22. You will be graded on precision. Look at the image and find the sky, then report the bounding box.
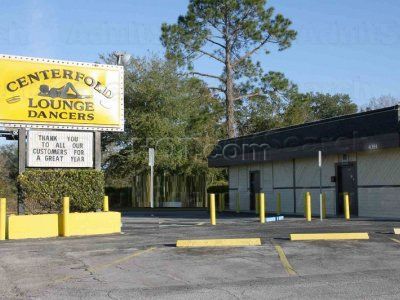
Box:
[0,0,399,105]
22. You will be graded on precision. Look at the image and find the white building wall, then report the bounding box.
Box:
[357,149,400,186]
[295,155,338,216]
[357,148,400,218]
[295,155,337,187]
[238,166,250,211]
[295,188,336,216]
[261,163,275,213]
[273,160,293,187]
[228,165,252,211]
[229,162,288,212]
[358,188,400,218]
[228,167,239,211]
[273,160,294,214]
[273,189,294,214]
[227,148,400,218]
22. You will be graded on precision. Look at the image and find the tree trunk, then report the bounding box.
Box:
[225,76,235,138]
[225,46,235,138]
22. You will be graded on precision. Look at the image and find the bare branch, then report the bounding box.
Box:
[233,92,262,101]
[189,72,224,81]
[210,35,225,40]
[232,36,271,67]
[209,86,225,92]
[205,37,226,49]
[198,49,225,64]
[206,19,224,35]
[180,39,224,64]
[275,90,290,102]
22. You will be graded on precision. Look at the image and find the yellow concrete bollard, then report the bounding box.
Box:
[103,196,109,212]
[322,193,327,219]
[62,197,70,237]
[0,198,6,240]
[303,193,307,217]
[255,193,260,214]
[344,192,350,220]
[277,192,281,215]
[236,191,240,213]
[306,192,312,222]
[210,194,216,225]
[259,193,265,224]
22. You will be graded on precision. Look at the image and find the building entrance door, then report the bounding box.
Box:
[336,163,358,216]
[249,171,261,211]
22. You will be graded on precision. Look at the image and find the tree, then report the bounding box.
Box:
[235,71,299,135]
[283,92,358,126]
[236,91,358,135]
[0,144,18,212]
[360,95,399,111]
[161,0,297,138]
[101,56,224,182]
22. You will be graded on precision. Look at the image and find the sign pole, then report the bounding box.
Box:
[149,148,155,208]
[94,132,101,170]
[150,165,154,208]
[18,128,26,215]
[18,128,26,174]
[319,150,323,221]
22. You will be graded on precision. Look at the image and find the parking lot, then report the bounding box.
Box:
[1,211,400,299]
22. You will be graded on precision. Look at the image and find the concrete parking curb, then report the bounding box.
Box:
[176,238,262,247]
[290,233,369,241]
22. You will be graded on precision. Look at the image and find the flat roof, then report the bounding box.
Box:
[208,106,400,167]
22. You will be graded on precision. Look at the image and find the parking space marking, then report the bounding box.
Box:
[88,247,157,273]
[389,237,400,245]
[159,222,206,227]
[274,244,297,276]
[52,247,157,285]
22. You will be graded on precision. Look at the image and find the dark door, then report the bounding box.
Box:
[336,163,358,216]
[249,171,261,211]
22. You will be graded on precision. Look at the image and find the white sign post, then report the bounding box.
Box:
[318,150,323,221]
[27,130,93,168]
[149,148,155,208]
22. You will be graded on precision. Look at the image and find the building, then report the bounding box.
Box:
[208,106,400,218]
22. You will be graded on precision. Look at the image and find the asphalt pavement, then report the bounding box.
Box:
[1,211,400,299]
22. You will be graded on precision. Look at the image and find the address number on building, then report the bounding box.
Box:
[27,130,93,168]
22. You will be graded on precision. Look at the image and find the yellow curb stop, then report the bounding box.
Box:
[176,238,261,247]
[290,232,369,241]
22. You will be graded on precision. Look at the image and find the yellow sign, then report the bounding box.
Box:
[0,54,124,131]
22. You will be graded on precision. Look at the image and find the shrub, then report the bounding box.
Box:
[18,170,104,214]
[207,185,228,194]
[0,144,18,213]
